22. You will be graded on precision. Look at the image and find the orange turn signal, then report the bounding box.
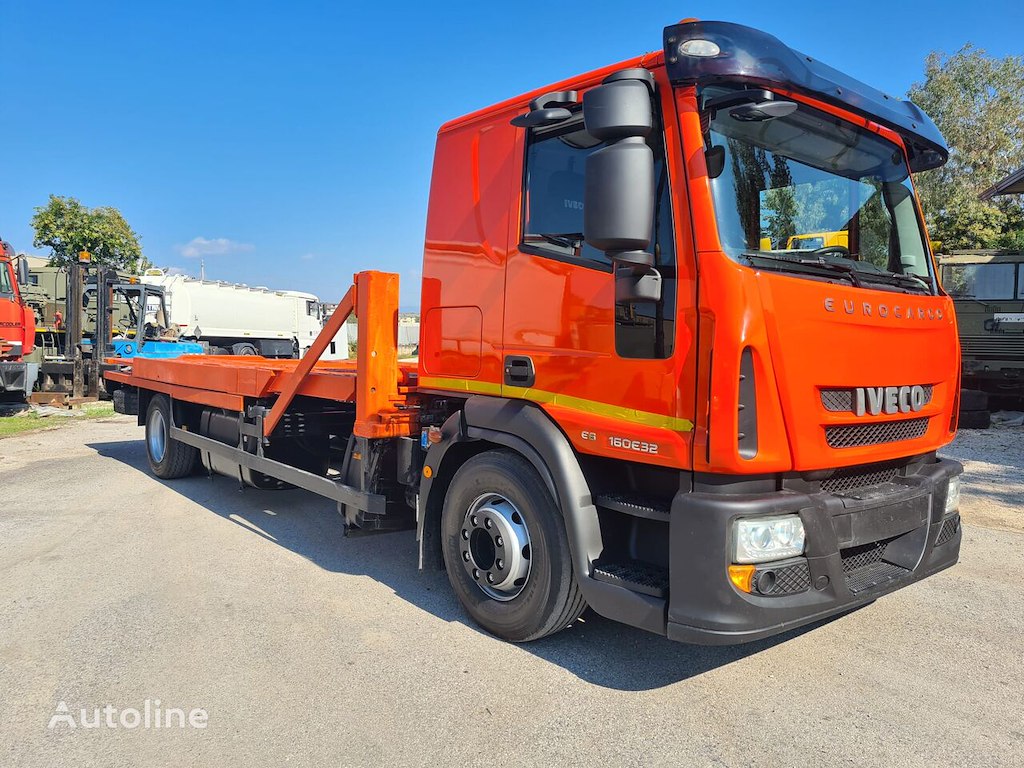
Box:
[728,564,755,593]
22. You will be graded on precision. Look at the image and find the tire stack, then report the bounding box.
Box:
[958,389,991,430]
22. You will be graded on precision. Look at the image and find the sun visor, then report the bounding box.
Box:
[663,20,948,173]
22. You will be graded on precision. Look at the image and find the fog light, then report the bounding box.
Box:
[945,475,961,514]
[733,515,806,564]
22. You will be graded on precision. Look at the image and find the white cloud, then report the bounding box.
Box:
[177,237,254,259]
[300,253,316,261]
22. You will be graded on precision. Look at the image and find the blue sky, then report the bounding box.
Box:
[1,1,1021,308]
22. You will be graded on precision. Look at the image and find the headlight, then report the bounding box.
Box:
[945,475,961,514]
[733,515,806,564]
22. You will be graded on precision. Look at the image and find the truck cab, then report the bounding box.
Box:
[938,250,1024,397]
[0,240,38,400]
[418,20,961,643]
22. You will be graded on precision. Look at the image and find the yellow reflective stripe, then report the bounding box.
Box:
[418,376,502,396]
[417,376,694,432]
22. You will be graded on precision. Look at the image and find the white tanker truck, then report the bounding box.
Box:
[142,270,347,359]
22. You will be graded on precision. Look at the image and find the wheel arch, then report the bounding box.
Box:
[417,396,667,635]
[418,401,562,571]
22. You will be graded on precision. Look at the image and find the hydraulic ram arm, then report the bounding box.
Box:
[262,283,355,437]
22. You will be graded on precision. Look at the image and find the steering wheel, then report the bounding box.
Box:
[811,245,850,259]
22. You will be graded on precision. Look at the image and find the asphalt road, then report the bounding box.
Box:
[1,416,1022,767]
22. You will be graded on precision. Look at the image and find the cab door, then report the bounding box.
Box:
[502,91,693,469]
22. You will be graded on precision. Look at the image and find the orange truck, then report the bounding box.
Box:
[0,239,37,402]
[106,19,963,645]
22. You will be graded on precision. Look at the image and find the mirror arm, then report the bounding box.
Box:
[701,88,774,117]
[511,90,578,128]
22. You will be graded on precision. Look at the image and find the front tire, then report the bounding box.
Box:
[441,450,586,642]
[145,394,198,479]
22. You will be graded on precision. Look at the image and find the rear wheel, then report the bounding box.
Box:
[958,409,991,430]
[145,395,198,478]
[959,388,988,413]
[231,342,258,356]
[441,450,586,642]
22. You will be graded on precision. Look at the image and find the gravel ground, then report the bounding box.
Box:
[941,418,1024,532]
[1,416,1022,767]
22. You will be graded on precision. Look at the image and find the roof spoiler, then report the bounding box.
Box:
[663,20,949,173]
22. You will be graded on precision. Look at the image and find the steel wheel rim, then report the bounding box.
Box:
[148,408,167,463]
[460,493,532,601]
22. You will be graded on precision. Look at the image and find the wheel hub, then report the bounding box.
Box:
[148,408,167,463]
[460,493,531,601]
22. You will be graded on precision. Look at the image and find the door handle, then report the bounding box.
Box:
[503,355,535,387]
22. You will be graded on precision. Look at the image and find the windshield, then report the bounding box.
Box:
[703,86,935,293]
[941,262,1024,300]
[0,261,12,295]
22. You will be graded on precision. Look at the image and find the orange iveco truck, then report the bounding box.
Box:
[0,240,37,402]
[106,19,964,645]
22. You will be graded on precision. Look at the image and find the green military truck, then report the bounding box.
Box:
[937,250,1024,422]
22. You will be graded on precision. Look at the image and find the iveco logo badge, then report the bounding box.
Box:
[854,386,927,416]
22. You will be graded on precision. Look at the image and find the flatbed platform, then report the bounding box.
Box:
[105,271,420,439]
[106,356,417,410]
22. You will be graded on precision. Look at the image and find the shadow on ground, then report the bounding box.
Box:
[90,437,846,691]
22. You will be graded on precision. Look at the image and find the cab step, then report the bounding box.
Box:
[594,493,671,522]
[592,560,669,598]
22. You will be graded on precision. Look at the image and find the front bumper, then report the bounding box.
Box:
[0,361,38,394]
[666,457,962,644]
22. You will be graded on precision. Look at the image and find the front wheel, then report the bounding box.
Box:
[145,394,198,479]
[441,450,586,642]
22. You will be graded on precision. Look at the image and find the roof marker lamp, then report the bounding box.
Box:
[945,475,961,515]
[733,515,806,564]
[678,39,720,58]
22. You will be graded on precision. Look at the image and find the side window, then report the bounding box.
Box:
[521,117,677,359]
[522,123,607,264]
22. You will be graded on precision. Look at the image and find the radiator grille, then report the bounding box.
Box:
[840,537,911,593]
[821,464,900,495]
[825,417,929,448]
[820,385,933,413]
[841,539,889,573]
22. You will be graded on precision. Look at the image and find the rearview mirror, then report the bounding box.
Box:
[16,257,29,286]
[583,68,662,304]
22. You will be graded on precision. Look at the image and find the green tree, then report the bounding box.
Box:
[908,45,1024,250]
[31,195,145,271]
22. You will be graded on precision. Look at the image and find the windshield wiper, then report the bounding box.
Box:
[532,232,584,249]
[796,257,865,287]
[743,252,862,287]
[888,272,931,291]
[853,270,931,293]
[746,252,937,294]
